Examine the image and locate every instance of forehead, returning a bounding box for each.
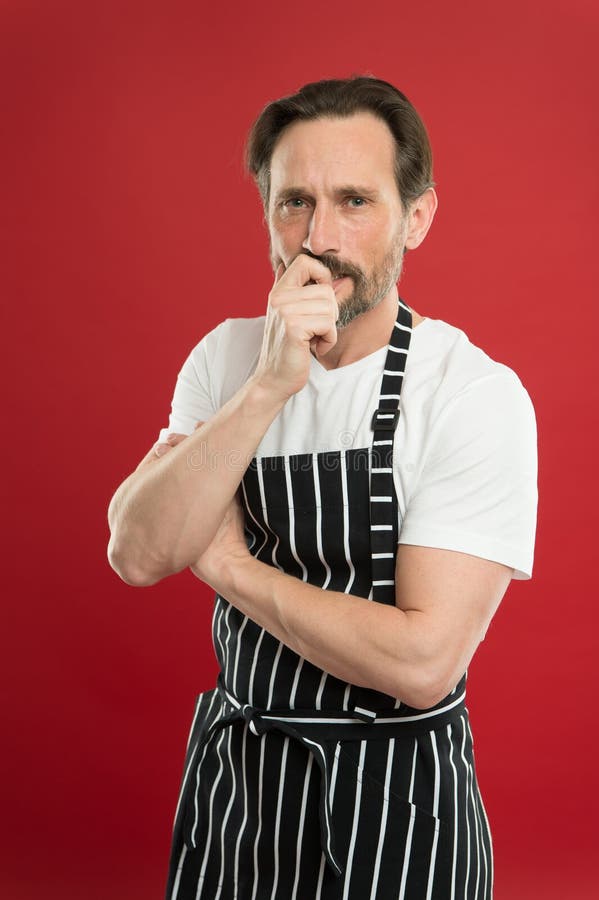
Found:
[269,112,397,196]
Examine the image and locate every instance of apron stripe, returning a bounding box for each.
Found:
[398,805,416,899]
[291,753,315,900]
[240,473,268,557]
[459,716,473,896]
[369,737,395,900]
[232,723,249,898]
[447,724,460,900]
[213,728,237,900]
[170,845,186,900]
[313,454,332,590]
[284,456,309,582]
[269,735,290,900]
[195,728,226,884]
[249,735,266,900]
[340,450,357,594]
[266,641,284,708]
[341,740,367,899]
[231,614,248,698]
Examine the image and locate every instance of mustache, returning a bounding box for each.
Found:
[297,251,364,281]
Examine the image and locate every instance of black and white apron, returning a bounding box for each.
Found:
[165,300,493,899]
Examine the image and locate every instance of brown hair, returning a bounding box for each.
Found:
[245,75,435,214]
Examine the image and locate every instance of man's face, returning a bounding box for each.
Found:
[267,112,408,327]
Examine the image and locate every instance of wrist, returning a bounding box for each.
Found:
[245,371,294,409]
[220,551,261,601]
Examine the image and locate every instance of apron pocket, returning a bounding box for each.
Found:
[330,741,452,896]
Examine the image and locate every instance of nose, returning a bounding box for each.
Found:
[302,203,340,257]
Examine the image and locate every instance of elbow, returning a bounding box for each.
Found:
[107,538,162,587]
[403,684,455,711]
[394,663,462,711]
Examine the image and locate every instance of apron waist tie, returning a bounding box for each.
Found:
[182,675,467,878]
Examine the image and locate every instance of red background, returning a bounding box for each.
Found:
[2,1,598,897]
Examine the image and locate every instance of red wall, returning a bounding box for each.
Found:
[2,1,597,897]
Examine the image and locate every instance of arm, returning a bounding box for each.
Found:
[107,255,339,587]
[106,380,286,586]
[189,497,512,709]
[187,369,536,707]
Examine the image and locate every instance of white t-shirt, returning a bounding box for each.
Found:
[157,316,538,580]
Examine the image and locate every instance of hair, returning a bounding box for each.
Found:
[245,75,435,214]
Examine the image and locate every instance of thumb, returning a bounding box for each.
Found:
[153,442,171,457]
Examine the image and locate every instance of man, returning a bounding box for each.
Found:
[107,76,537,899]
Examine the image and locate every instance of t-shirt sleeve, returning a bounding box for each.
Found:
[155,324,223,443]
[398,373,538,579]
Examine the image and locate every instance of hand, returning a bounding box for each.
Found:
[189,492,250,591]
[152,432,190,457]
[133,421,205,474]
[253,254,339,401]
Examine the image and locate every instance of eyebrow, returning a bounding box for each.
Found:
[273,185,381,204]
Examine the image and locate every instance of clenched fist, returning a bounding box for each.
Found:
[253,254,340,402]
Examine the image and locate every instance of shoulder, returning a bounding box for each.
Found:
[399,319,538,580]
[184,315,266,407]
[407,317,535,419]
[187,315,265,363]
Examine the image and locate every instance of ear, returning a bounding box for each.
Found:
[404,188,438,251]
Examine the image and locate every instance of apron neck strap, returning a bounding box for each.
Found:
[369,299,413,605]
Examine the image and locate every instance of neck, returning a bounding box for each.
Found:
[314,288,422,370]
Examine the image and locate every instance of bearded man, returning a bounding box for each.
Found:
[108,76,538,900]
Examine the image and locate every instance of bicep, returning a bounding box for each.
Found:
[394,544,513,689]
[399,375,538,580]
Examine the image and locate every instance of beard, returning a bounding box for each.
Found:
[277,227,407,329]
[318,240,405,328]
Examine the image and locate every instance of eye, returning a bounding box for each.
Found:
[284,198,307,209]
[346,197,367,208]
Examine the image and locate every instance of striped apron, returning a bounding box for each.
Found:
[165,300,493,899]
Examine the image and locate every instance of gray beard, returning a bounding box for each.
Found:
[335,245,405,328]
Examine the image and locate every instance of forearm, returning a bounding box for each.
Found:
[107,377,285,585]
[109,259,344,587]
[213,554,445,708]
